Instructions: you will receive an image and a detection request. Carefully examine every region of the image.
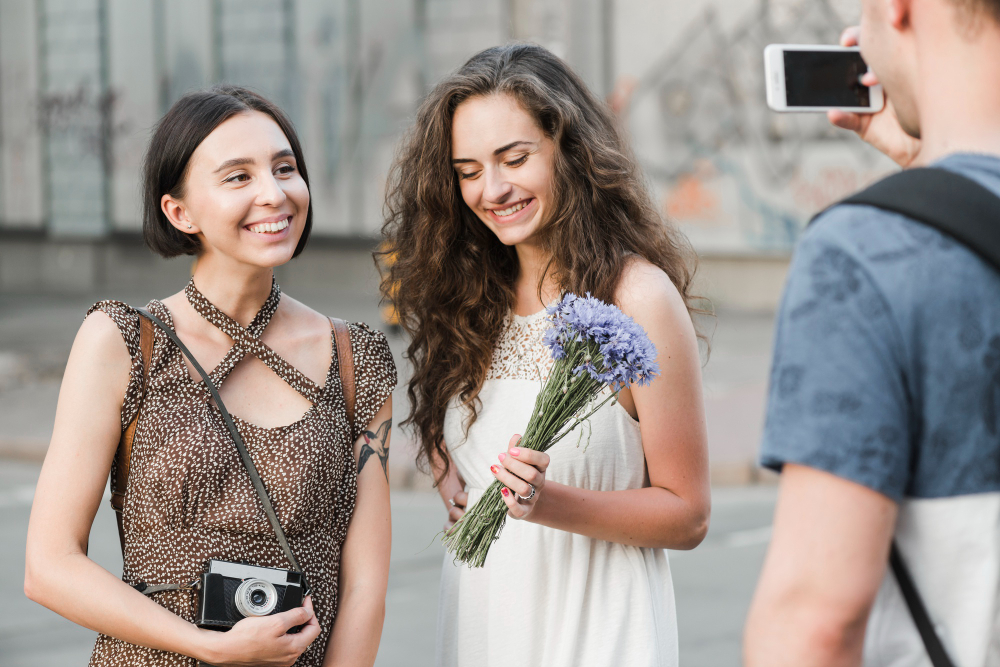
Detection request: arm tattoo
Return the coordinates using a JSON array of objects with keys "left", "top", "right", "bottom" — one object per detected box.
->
[{"left": 357, "top": 419, "right": 391, "bottom": 482}]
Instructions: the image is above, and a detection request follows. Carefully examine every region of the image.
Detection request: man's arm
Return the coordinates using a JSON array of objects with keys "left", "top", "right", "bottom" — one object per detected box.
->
[{"left": 744, "top": 463, "right": 898, "bottom": 666}]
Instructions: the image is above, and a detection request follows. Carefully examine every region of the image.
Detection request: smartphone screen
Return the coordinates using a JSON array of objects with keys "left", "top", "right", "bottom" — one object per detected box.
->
[{"left": 783, "top": 50, "right": 870, "bottom": 108}]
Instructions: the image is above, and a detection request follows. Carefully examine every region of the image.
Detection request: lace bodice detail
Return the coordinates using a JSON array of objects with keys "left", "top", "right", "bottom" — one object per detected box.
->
[{"left": 486, "top": 308, "right": 555, "bottom": 382}]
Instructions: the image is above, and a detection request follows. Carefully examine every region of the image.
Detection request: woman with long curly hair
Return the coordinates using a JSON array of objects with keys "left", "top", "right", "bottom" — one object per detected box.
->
[{"left": 380, "top": 44, "right": 710, "bottom": 666}]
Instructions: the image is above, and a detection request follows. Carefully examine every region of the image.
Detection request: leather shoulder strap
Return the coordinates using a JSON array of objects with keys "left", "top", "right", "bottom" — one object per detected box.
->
[
  {"left": 111, "top": 312, "right": 154, "bottom": 551},
  {"left": 331, "top": 318, "right": 356, "bottom": 430},
  {"left": 817, "top": 167, "right": 1000, "bottom": 275},
  {"left": 111, "top": 314, "right": 154, "bottom": 509}
]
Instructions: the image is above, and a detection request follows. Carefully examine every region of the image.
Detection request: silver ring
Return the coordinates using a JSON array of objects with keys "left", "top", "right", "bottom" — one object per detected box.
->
[
  {"left": 448, "top": 498, "right": 457, "bottom": 507},
  {"left": 516, "top": 484, "right": 536, "bottom": 501}
]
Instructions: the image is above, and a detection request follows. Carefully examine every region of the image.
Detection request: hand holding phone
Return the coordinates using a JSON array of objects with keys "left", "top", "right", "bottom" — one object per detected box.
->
[
  {"left": 826, "top": 27, "right": 923, "bottom": 168},
  {"left": 764, "top": 43, "right": 884, "bottom": 113}
]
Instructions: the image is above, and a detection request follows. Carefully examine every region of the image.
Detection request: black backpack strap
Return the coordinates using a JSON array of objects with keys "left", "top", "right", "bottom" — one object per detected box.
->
[
  {"left": 889, "top": 543, "right": 956, "bottom": 667},
  {"left": 816, "top": 167, "right": 1000, "bottom": 274}
]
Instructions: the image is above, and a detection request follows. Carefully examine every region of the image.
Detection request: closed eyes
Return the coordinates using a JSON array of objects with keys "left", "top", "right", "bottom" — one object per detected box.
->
[{"left": 458, "top": 154, "right": 529, "bottom": 180}]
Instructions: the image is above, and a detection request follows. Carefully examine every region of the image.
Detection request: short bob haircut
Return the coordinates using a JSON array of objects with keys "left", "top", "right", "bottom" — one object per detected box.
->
[{"left": 142, "top": 85, "right": 313, "bottom": 258}]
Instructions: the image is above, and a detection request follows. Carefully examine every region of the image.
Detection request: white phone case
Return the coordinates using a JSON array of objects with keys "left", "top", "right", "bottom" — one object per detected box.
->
[{"left": 764, "top": 44, "right": 884, "bottom": 113}]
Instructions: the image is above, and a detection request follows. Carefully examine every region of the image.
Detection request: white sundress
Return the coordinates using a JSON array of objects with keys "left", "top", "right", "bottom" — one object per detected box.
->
[{"left": 436, "top": 308, "right": 679, "bottom": 667}]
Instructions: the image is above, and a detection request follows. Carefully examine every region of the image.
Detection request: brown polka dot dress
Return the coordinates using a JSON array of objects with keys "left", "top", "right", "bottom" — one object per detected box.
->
[{"left": 85, "top": 279, "right": 396, "bottom": 666}]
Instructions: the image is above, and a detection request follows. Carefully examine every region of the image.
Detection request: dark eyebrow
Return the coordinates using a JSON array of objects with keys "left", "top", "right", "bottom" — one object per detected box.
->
[
  {"left": 214, "top": 157, "right": 253, "bottom": 173},
  {"left": 493, "top": 140, "right": 532, "bottom": 156},
  {"left": 452, "top": 141, "right": 534, "bottom": 165},
  {"left": 214, "top": 149, "right": 295, "bottom": 173}
]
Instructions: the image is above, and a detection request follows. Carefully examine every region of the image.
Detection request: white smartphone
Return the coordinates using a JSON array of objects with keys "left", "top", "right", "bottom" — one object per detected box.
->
[{"left": 764, "top": 44, "right": 884, "bottom": 113}]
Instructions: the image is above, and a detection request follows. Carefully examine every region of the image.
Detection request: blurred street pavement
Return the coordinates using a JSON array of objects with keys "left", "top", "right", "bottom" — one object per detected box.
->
[{"left": 0, "top": 250, "right": 781, "bottom": 665}]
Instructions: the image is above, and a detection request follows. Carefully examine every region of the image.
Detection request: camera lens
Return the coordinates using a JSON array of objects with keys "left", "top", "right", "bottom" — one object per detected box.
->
[{"left": 234, "top": 579, "right": 278, "bottom": 618}]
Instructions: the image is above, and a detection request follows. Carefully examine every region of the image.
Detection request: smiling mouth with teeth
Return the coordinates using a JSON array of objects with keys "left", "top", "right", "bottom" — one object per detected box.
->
[
  {"left": 491, "top": 199, "right": 532, "bottom": 218},
  {"left": 246, "top": 217, "right": 291, "bottom": 234}
]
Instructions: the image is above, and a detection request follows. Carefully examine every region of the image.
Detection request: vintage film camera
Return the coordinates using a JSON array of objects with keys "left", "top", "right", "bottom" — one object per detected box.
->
[{"left": 195, "top": 560, "right": 305, "bottom": 630}]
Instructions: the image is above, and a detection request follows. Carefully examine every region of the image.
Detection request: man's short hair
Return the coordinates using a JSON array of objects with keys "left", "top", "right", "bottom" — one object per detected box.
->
[{"left": 951, "top": 0, "right": 1000, "bottom": 26}]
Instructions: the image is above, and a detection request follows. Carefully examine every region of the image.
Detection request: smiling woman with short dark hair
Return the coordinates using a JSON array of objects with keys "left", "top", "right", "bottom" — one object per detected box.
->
[{"left": 24, "top": 85, "right": 395, "bottom": 667}]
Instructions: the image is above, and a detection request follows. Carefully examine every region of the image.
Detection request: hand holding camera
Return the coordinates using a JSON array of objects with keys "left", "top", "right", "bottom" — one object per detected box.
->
[{"left": 195, "top": 595, "right": 320, "bottom": 667}]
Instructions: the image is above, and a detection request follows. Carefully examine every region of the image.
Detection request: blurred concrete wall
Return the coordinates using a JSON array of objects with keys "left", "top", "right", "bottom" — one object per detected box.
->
[
  {"left": 620, "top": 0, "right": 895, "bottom": 259},
  {"left": 0, "top": 0, "right": 894, "bottom": 308},
  {"left": 0, "top": 0, "right": 607, "bottom": 237}
]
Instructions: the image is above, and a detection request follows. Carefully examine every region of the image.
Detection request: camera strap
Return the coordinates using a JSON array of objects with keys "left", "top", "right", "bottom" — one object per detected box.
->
[{"left": 135, "top": 307, "right": 304, "bottom": 577}]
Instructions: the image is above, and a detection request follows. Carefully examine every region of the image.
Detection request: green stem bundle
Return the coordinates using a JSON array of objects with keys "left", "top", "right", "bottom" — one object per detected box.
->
[{"left": 442, "top": 340, "right": 618, "bottom": 567}]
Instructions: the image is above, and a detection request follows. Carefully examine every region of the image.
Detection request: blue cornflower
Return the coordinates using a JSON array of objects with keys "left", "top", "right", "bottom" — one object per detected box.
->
[{"left": 544, "top": 292, "right": 660, "bottom": 390}]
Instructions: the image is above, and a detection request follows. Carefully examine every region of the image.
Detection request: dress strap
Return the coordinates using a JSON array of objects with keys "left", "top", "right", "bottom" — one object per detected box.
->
[
  {"left": 208, "top": 286, "right": 281, "bottom": 386},
  {"left": 184, "top": 278, "right": 324, "bottom": 405}
]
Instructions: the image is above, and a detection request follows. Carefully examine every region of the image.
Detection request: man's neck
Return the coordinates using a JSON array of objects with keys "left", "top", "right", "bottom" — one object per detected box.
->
[{"left": 913, "top": 18, "right": 1000, "bottom": 164}]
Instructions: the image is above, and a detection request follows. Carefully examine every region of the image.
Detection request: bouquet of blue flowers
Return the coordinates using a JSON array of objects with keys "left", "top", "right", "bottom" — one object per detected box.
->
[{"left": 443, "top": 293, "right": 660, "bottom": 567}]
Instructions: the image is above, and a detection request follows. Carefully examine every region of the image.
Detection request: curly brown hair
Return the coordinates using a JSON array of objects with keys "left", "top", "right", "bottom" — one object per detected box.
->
[{"left": 378, "top": 44, "right": 700, "bottom": 483}]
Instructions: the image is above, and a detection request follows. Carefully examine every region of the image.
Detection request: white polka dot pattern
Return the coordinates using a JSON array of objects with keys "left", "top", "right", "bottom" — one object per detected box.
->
[{"left": 83, "top": 284, "right": 396, "bottom": 666}]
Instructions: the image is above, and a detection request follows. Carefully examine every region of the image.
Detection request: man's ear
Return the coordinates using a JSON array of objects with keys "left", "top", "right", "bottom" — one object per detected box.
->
[
  {"left": 887, "top": 0, "right": 912, "bottom": 31},
  {"left": 161, "top": 194, "right": 200, "bottom": 235}
]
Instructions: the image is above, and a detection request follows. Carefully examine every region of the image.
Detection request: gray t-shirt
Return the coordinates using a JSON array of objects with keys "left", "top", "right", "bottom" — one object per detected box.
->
[{"left": 760, "top": 153, "right": 1000, "bottom": 666}]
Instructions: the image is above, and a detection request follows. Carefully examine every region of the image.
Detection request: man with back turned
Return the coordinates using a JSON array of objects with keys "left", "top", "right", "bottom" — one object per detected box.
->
[{"left": 744, "top": 0, "right": 1000, "bottom": 664}]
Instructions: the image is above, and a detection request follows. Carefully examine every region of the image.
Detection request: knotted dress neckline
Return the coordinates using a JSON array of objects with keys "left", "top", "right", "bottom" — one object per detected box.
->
[{"left": 183, "top": 278, "right": 325, "bottom": 406}]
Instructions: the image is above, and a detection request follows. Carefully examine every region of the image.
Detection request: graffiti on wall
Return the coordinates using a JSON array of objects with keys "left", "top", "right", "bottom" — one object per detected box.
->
[{"left": 627, "top": 0, "right": 896, "bottom": 253}]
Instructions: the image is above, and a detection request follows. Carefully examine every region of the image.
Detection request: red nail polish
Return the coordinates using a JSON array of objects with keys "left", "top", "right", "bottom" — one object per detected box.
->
[
  {"left": 511, "top": 447, "right": 520, "bottom": 456},
  {"left": 490, "top": 465, "right": 498, "bottom": 474},
  {"left": 501, "top": 488, "right": 509, "bottom": 497}
]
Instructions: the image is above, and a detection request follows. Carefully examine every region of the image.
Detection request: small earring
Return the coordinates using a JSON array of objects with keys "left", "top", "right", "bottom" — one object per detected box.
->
[{"left": 187, "top": 224, "right": 193, "bottom": 229}]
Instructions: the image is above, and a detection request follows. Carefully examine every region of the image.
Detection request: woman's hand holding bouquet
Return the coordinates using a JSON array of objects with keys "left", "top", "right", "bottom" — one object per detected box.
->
[
  {"left": 443, "top": 293, "right": 660, "bottom": 567},
  {"left": 490, "top": 434, "right": 550, "bottom": 520}
]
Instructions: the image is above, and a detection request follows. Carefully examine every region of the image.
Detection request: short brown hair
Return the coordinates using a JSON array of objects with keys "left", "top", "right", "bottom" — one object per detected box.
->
[
  {"left": 951, "top": 0, "right": 1000, "bottom": 27},
  {"left": 141, "top": 85, "right": 312, "bottom": 258}
]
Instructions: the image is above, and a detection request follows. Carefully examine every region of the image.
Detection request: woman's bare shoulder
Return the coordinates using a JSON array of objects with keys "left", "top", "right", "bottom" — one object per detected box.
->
[
  {"left": 81, "top": 304, "right": 134, "bottom": 359},
  {"left": 71, "top": 307, "right": 134, "bottom": 390},
  {"left": 615, "top": 257, "right": 686, "bottom": 316},
  {"left": 277, "top": 293, "right": 340, "bottom": 342}
]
